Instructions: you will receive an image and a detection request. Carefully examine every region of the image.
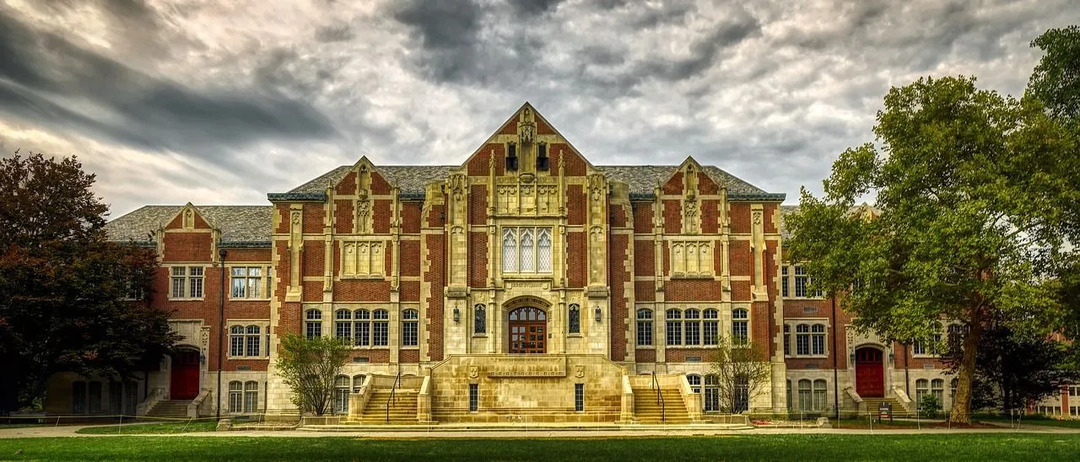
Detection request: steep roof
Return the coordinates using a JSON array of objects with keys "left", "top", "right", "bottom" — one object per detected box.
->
[{"left": 104, "top": 205, "right": 273, "bottom": 245}]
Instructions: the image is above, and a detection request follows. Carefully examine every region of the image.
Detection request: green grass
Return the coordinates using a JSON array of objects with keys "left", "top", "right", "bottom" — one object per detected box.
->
[
  {"left": 2, "top": 435, "right": 1080, "bottom": 461},
  {"left": 75, "top": 420, "right": 218, "bottom": 434},
  {"left": 977, "top": 417, "right": 1080, "bottom": 429}
]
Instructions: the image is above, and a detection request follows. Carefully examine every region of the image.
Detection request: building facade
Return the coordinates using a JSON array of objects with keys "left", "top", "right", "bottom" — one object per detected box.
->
[{"left": 47, "top": 104, "right": 958, "bottom": 421}]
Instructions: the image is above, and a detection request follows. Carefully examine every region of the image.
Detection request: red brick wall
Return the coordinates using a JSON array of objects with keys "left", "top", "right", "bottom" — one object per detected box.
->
[
  {"left": 401, "top": 281, "right": 420, "bottom": 302},
  {"left": 764, "top": 204, "right": 779, "bottom": 234},
  {"left": 536, "top": 117, "right": 554, "bottom": 135},
  {"left": 351, "top": 349, "right": 390, "bottom": 364},
  {"left": 302, "top": 205, "right": 323, "bottom": 234},
  {"left": 336, "top": 171, "right": 356, "bottom": 195},
  {"left": 634, "top": 240, "right": 654, "bottom": 275},
  {"left": 274, "top": 205, "right": 290, "bottom": 234},
  {"left": 635, "top": 281, "right": 654, "bottom": 302},
  {"left": 731, "top": 281, "right": 751, "bottom": 302},
  {"left": 663, "top": 171, "right": 683, "bottom": 195},
  {"left": 666, "top": 279, "right": 722, "bottom": 302},
  {"left": 566, "top": 185, "right": 585, "bottom": 225},
  {"left": 333, "top": 280, "right": 392, "bottom": 301},
  {"left": 469, "top": 185, "right": 487, "bottom": 225},
  {"left": 566, "top": 232, "right": 585, "bottom": 288},
  {"left": 163, "top": 233, "right": 212, "bottom": 262},
  {"left": 467, "top": 146, "right": 494, "bottom": 176},
  {"left": 401, "top": 202, "right": 422, "bottom": 234},
  {"left": 662, "top": 200, "right": 681, "bottom": 234},
  {"left": 702, "top": 199, "right": 718, "bottom": 234},
  {"left": 373, "top": 200, "right": 391, "bottom": 234},
  {"left": 400, "top": 240, "right": 420, "bottom": 277},
  {"left": 400, "top": 349, "right": 420, "bottom": 363},
  {"left": 609, "top": 232, "right": 630, "bottom": 360},
  {"left": 222, "top": 248, "right": 270, "bottom": 262},
  {"left": 635, "top": 348, "right": 656, "bottom": 363},
  {"left": 666, "top": 348, "right": 715, "bottom": 362},
  {"left": 370, "top": 170, "right": 392, "bottom": 195},
  {"left": 469, "top": 231, "right": 488, "bottom": 287},
  {"left": 730, "top": 240, "right": 750, "bottom": 277},
  {"left": 729, "top": 203, "right": 750, "bottom": 234},
  {"left": 303, "top": 241, "right": 324, "bottom": 277},
  {"left": 424, "top": 233, "right": 445, "bottom": 361},
  {"left": 551, "top": 144, "right": 586, "bottom": 176},
  {"left": 633, "top": 203, "right": 653, "bottom": 233},
  {"left": 697, "top": 171, "right": 719, "bottom": 195},
  {"left": 335, "top": 200, "right": 353, "bottom": 234}
]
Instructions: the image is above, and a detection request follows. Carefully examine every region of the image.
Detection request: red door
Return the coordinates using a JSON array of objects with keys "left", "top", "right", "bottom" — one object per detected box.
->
[
  {"left": 170, "top": 349, "right": 200, "bottom": 400},
  {"left": 855, "top": 347, "right": 884, "bottom": 397}
]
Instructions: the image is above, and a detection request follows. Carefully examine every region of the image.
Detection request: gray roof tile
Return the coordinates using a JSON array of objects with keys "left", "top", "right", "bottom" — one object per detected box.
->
[{"left": 105, "top": 205, "right": 273, "bottom": 244}]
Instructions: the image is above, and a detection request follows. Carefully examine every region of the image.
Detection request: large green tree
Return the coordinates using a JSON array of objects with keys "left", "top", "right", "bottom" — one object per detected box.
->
[
  {"left": 786, "top": 71, "right": 1076, "bottom": 423},
  {"left": 0, "top": 153, "right": 176, "bottom": 413}
]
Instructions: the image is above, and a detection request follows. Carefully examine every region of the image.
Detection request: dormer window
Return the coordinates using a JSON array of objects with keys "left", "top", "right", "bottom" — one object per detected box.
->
[
  {"left": 506, "top": 143, "right": 518, "bottom": 171},
  {"left": 536, "top": 143, "right": 549, "bottom": 171}
]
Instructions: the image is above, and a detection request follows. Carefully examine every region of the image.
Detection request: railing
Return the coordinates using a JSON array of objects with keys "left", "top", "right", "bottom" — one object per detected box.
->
[
  {"left": 386, "top": 368, "right": 402, "bottom": 423},
  {"left": 651, "top": 371, "right": 665, "bottom": 423}
]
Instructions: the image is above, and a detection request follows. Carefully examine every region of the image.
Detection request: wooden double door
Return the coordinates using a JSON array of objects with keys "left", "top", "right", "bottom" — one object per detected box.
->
[
  {"left": 509, "top": 307, "right": 546, "bottom": 354},
  {"left": 855, "top": 347, "right": 885, "bottom": 397},
  {"left": 170, "top": 349, "right": 201, "bottom": 400}
]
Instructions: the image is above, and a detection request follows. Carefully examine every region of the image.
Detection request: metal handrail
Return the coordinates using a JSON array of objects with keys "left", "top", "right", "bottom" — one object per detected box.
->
[
  {"left": 386, "top": 369, "right": 402, "bottom": 423},
  {"left": 651, "top": 371, "right": 666, "bottom": 423}
]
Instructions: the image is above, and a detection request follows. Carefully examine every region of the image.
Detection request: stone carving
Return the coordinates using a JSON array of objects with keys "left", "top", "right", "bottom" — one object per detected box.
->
[
  {"left": 468, "top": 365, "right": 480, "bottom": 379},
  {"left": 575, "top": 365, "right": 585, "bottom": 379}
]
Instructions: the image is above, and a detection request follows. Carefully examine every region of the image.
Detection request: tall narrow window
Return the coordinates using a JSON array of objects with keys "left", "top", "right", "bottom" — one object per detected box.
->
[
  {"left": 783, "top": 324, "right": 791, "bottom": 356},
  {"left": 798, "top": 379, "right": 812, "bottom": 411},
  {"left": 915, "top": 379, "right": 929, "bottom": 406},
  {"left": 305, "top": 310, "right": 322, "bottom": 339},
  {"left": 734, "top": 375, "right": 749, "bottom": 413},
  {"left": 354, "top": 309, "right": 371, "bottom": 346},
  {"left": 243, "top": 381, "right": 258, "bottom": 413},
  {"left": 474, "top": 304, "right": 486, "bottom": 335},
  {"left": 228, "top": 381, "right": 242, "bottom": 413},
  {"left": 503, "top": 229, "right": 518, "bottom": 273},
  {"left": 684, "top": 309, "right": 701, "bottom": 345},
  {"left": 469, "top": 383, "right": 479, "bottom": 412},
  {"left": 794, "top": 266, "right": 808, "bottom": 297},
  {"left": 188, "top": 267, "right": 204, "bottom": 298},
  {"left": 568, "top": 304, "right": 581, "bottom": 334},
  {"left": 506, "top": 143, "right": 518, "bottom": 171},
  {"left": 796, "top": 324, "right": 810, "bottom": 355},
  {"left": 232, "top": 267, "right": 249, "bottom": 298},
  {"left": 811, "top": 324, "right": 826, "bottom": 355},
  {"left": 335, "top": 310, "right": 353, "bottom": 342},
  {"left": 231, "top": 266, "right": 267, "bottom": 299},
  {"left": 703, "top": 309, "right": 718, "bottom": 345},
  {"left": 230, "top": 326, "right": 245, "bottom": 357},
  {"left": 636, "top": 309, "right": 653, "bottom": 346},
  {"left": 931, "top": 379, "right": 944, "bottom": 404},
  {"left": 781, "top": 265, "right": 789, "bottom": 297},
  {"left": 537, "top": 229, "right": 552, "bottom": 272},
  {"left": 813, "top": 379, "right": 827, "bottom": 411},
  {"left": 171, "top": 267, "right": 186, "bottom": 298},
  {"left": 537, "top": 143, "right": 549, "bottom": 170},
  {"left": 666, "top": 309, "right": 682, "bottom": 346},
  {"left": 334, "top": 376, "right": 350, "bottom": 414},
  {"left": 246, "top": 325, "right": 261, "bottom": 356},
  {"left": 402, "top": 309, "right": 419, "bottom": 347},
  {"left": 574, "top": 383, "right": 584, "bottom": 412},
  {"left": 373, "top": 309, "right": 389, "bottom": 346},
  {"left": 704, "top": 375, "right": 720, "bottom": 412},
  {"left": 519, "top": 228, "right": 535, "bottom": 272},
  {"left": 687, "top": 374, "right": 702, "bottom": 393},
  {"left": 732, "top": 309, "right": 748, "bottom": 345}
]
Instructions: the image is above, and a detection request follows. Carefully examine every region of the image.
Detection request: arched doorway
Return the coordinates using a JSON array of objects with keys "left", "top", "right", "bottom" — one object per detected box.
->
[
  {"left": 170, "top": 347, "right": 201, "bottom": 400},
  {"left": 854, "top": 346, "right": 885, "bottom": 397},
  {"left": 509, "top": 307, "right": 547, "bottom": 354}
]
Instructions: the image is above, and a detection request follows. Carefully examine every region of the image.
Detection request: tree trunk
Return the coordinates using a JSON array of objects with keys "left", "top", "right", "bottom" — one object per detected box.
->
[{"left": 949, "top": 306, "right": 984, "bottom": 424}]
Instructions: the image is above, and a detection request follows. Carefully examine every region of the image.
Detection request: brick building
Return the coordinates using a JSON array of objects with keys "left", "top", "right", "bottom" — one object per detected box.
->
[{"left": 47, "top": 103, "right": 955, "bottom": 422}]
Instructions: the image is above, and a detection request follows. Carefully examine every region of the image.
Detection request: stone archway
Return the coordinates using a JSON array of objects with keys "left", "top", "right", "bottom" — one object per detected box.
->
[
  {"left": 170, "top": 346, "right": 201, "bottom": 400},
  {"left": 854, "top": 346, "right": 885, "bottom": 397},
  {"left": 509, "top": 307, "right": 547, "bottom": 354}
]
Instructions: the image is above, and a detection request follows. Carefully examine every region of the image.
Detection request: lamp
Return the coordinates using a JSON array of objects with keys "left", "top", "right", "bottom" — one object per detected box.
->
[
  {"left": 594, "top": 305, "right": 602, "bottom": 323},
  {"left": 453, "top": 306, "right": 460, "bottom": 323}
]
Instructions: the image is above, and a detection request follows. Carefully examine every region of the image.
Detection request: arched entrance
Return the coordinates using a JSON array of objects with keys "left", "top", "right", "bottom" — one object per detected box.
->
[
  {"left": 170, "top": 347, "right": 201, "bottom": 400},
  {"left": 854, "top": 346, "right": 885, "bottom": 397},
  {"left": 509, "top": 307, "right": 547, "bottom": 354}
]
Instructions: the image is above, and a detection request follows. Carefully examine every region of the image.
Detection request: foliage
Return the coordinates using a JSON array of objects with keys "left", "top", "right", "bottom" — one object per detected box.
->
[
  {"left": 919, "top": 394, "right": 941, "bottom": 419},
  {"left": 786, "top": 70, "right": 1077, "bottom": 424},
  {"left": 1028, "top": 25, "right": 1080, "bottom": 126},
  {"left": 0, "top": 153, "right": 176, "bottom": 414},
  {"left": 709, "top": 337, "right": 771, "bottom": 414},
  {"left": 274, "top": 334, "right": 350, "bottom": 416}
]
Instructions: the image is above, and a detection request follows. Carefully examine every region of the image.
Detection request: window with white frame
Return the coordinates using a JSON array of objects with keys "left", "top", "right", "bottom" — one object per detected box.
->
[
  {"left": 229, "top": 325, "right": 263, "bottom": 357},
  {"left": 372, "top": 309, "right": 389, "bottom": 346},
  {"left": 333, "top": 375, "right": 350, "bottom": 414},
  {"left": 305, "top": 310, "right": 322, "bottom": 339},
  {"left": 732, "top": 309, "right": 748, "bottom": 345},
  {"left": 687, "top": 374, "right": 702, "bottom": 393},
  {"left": 228, "top": 381, "right": 243, "bottom": 413},
  {"left": 813, "top": 379, "right": 827, "bottom": 411},
  {"left": 231, "top": 266, "right": 272, "bottom": 299},
  {"left": 354, "top": 310, "right": 371, "bottom": 346},
  {"left": 243, "top": 381, "right": 258, "bottom": 413},
  {"left": 931, "top": 379, "right": 944, "bottom": 404},
  {"left": 684, "top": 309, "right": 701, "bottom": 345},
  {"left": 913, "top": 333, "right": 943, "bottom": 356},
  {"left": 786, "top": 322, "right": 826, "bottom": 357},
  {"left": 636, "top": 309, "right": 653, "bottom": 346},
  {"left": 781, "top": 264, "right": 823, "bottom": 298},
  {"left": 502, "top": 227, "right": 553, "bottom": 274},
  {"left": 402, "top": 309, "right": 418, "bottom": 347},
  {"left": 335, "top": 310, "right": 352, "bottom": 341},
  {"left": 811, "top": 324, "right": 826, "bottom": 355},
  {"left": 916, "top": 379, "right": 929, "bottom": 406},
  {"left": 663, "top": 308, "right": 720, "bottom": 347},
  {"left": 704, "top": 375, "right": 720, "bottom": 412},
  {"left": 666, "top": 309, "right": 682, "bottom": 346},
  {"left": 703, "top": 309, "right": 718, "bottom": 345},
  {"left": 169, "top": 266, "right": 204, "bottom": 299}
]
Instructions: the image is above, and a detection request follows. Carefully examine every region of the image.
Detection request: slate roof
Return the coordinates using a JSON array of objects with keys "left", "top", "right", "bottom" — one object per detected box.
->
[
  {"left": 104, "top": 205, "right": 273, "bottom": 245},
  {"left": 279, "top": 164, "right": 782, "bottom": 201}
]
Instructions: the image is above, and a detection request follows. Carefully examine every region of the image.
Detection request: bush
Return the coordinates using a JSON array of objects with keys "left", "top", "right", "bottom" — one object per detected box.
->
[{"left": 919, "top": 394, "right": 942, "bottom": 418}]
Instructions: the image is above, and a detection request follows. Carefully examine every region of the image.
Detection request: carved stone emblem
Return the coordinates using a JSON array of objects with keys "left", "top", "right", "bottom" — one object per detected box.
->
[
  {"left": 575, "top": 365, "right": 585, "bottom": 379},
  {"left": 468, "top": 365, "right": 479, "bottom": 379}
]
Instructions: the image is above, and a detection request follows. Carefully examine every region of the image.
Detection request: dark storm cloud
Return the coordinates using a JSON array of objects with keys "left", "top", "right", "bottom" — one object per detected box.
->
[
  {"left": 506, "top": 0, "right": 563, "bottom": 17},
  {"left": 0, "top": 9, "right": 336, "bottom": 162},
  {"left": 641, "top": 14, "right": 762, "bottom": 82},
  {"left": 392, "top": 0, "right": 486, "bottom": 83}
]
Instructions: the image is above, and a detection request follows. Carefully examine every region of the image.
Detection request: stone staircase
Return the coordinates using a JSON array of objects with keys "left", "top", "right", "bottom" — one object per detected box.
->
[
  {"left": 145, "top": 400, "right": 191, "bottom": 419},
  {"left": 861, "top": 397, "right": 913, "bottom": 418},
  {"left": 353, "top": 389, "right": 420, "bottom": 424},
  {"left": 631, "top": 385, "right": 690, "bottom": 424}
]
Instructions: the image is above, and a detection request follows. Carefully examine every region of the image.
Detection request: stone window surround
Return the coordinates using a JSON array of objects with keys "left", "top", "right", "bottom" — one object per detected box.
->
[
  {"left": 227, "top": 320, "right": 270, "bottom": 359},
  {"left": 783, "top": 318, "right": 829, "bottom": 358}
]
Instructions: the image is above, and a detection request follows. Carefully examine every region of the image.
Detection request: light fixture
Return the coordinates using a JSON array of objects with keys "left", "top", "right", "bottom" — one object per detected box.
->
[
  {"left": 594, "top": 305, "right": 602, "bottom": 323},
  {"left": 453, "top": 306, "right": 460, "bottom": 323}
]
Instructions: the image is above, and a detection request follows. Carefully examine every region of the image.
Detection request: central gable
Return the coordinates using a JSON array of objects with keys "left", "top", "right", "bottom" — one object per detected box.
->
[{"left": 462, "top": 103, "right": 593, "bottom": 178}]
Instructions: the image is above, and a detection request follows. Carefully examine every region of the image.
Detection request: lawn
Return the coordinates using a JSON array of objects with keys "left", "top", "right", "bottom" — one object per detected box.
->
[
  {"left": 76, "top": 420, "right": 218, "bottom": 435},
  {"left": 1, "top": 434, "right": 1080, "bottom": 461}
]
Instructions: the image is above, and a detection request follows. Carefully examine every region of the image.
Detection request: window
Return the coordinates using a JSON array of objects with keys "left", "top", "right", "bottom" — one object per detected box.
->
[
  {"left": 122, "top": 278, "right": 145, "bottom": 301},
  {"left": 781, "top": 265, "right": 789, "bottom": 297},
  {"left": 502, "top": 227, "right": 553, "bottom": 273},
  {"left": 373, "top": 309, "right": 389, "bottom": 346},
  {"left": 783, "top": 324, "right": 790, "bottom": 356},
  {"left": 913, "top": 333, "right": 942, "bottom": 356},
  {"left": 684, "top": 309, "right": 701, "bottom": 345},
  {"left": 811, "top": 324, "right": 826, "bottom": 355},
  {"left": 666, "top": 309, "right": 682, "bottom": 346},
  {"left": 704, "top": 375, "right": 720, "bottom": 412},
  {"left": 915, "top": 379, "right": 928, "bottom": 406},
  {"left": 474, "top": 304, "right": 486, "bottom": 335},
  {"left": 335, "top": 310, "right": 353, "bottom": 341},
  {"left": 354, "top": 310, "right": 371, "bottom": 346},
  {"left": 703, "top": 309, "right": 718, "bottom": 345},
  {"left": 228, "top": 381, "right": 243, "bottom": 413},
  {"left": 537, "top": 142, "right": 549, "bottom": 170},
  {"left": 305, "top": 310, "right": 322, "bottom": 339},
  {"left": 786, "top": 380, "right": 792, "bottom": 412},
  {"left": 353, "top": 375, "right": 365, "bottom": 393},
  {"left": 931, "top": 379, "right": 944, "bottom": 404},
  {"left": 231, "top": 266, "right": 271, "bottom": 299},
  {"left": 798, "top": 379, "right": 812, "bottom": 412},
  {"left": 813, "top": 379, "right": 827, "bottom": 412},
  {"left": 506, "top": 143, "right": 518, "bottom": 171},
  {"left": 636, "top": 309, "right": 653, "bottom": 346},
  {"left": 947, "top": 325, "right": 965, "bottom": 354},
  {"left": 402, "top": 309, "right": 418, "bottom": 347},
  {"left": 334, "top": 376, "right": 350, "bottom": 414},
  {"left": 687, "top": 374, "right": 702, "bottom": 394},
  {"left": 796, "top": 325, "right": 810, "bottom": 355},
  {"left": 170, "top": 266, "right": 204, "bottom": 299},
  {"left": 244, "top": 381, "right": 258, "bottom": 413},
  {"left": 229, "top": 325, "right": 262, "bottom": 357},
  {"left": 783, "top": 265, "right": 822, "bottom": 298},
  {"left": 786, "top": 323, "right": 826, "bottom": 357},
  {"left": 72, "top": 381, "right": 87, "bottom": 414},
  {"left": 568, "top": 304, "right": 580, "bottom": 334},
  {"left": 342, "top": 241, "right": 383, "bottom": 277},
  {"left": 469, "top": 383, "right": 479, "bottom": 412},
  {"left": 732, "top": 309, "right": 748, "bottom": 345},
  {"left": 734, "top": 375, "right": 749, "bottom": 413},
  {"left": 574, "top": 383, "right": 584, "bottom": 412},
  {"left": 794, "top": 265, "right": 808, "bottom": 297}
]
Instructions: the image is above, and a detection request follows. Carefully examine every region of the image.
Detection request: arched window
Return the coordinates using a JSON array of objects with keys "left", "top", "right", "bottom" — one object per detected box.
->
[
  {"left": 402, "top": 309, "right": 419, "bottom": 347},
  {"left": 703, "top": 309, "right": 719, "bottom": 345},
  {"left": 245, "top": 325, "right": 261, "bottom": 357},
  {"left": 229, "top": 325, "right": 245, "bottom": 357},
  {"left": 813, "top": 379, "right": 827, "bottom": 411},
  {"left": 354, "top": 309, "right": 371, "bottom": 346},
  {"left": 335, "top": 310, "right": 352, "bottom": 341},
  {"left": 568, "top": 304, "right": 580, "bottom": 334},
  {"left": 665, "top": 309, "right": 682, "bottom": 346},
  {"left": 243, "top": 381, "right": 258, "bottom": 413},
  {"left": 305, "top": 310, "right": 322, "bottom": 339},
  {"left": 915, "top": 379, "right": 929, "bottom": 406},
  {"left": 474, "top": 304, "right": 486, "bottom": 335},
  {"left": 684, "top": 309, "right": 701, "bottom": 345},
  {"left": 333, "top": 375, "right": 350, "bottom": 414},
  {"left": 228, "top": 381, "right": 243, "bottom": 413},
  {"left": 502, "top": 229, "right": 518, "bottom": 273},
  {"left": 798, "top": 379, "right": 812, "bottom": 412},
  {"left": 687, "top": 374, "right": 702, "bottom": 393},
  {"left": 537, "top": 229, "right": 552, "bottom": 272},
  {"left": 811, "top": 324, "right": 826, "bottom": 355},
  {"left": 931, "top": 379, "right": 944, "bottom": 404},
  {"left": 372, "top": 309, "right": 389, "bottom": 346},
  {"left": 636, "top": 309, "right": 653, "bottom": 346},
  {"left": 732, "top": 309, "right": 748, "bottom": 345},
  {"left": 519, "top": 229, "right": 535, "bottom": 272}
]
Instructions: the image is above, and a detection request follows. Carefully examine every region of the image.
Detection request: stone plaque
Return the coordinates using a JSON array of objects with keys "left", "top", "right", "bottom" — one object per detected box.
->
[{"left": 488, "top": 356, "right": 567, "bottom": 378}]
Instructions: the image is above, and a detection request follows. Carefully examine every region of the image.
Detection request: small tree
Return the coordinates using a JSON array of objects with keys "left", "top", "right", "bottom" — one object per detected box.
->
[
  {"left": 710, "top": 337, "right": 771, "bottom": 414},
  {"left": 919, "top": 394, "right": 942, "bottom": 418},
  {"left": 274, "top": 334, "right": 350, "bottom": 416}
]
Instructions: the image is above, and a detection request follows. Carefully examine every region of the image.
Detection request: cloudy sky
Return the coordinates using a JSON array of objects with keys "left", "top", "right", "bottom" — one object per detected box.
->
[{"left": 0, "top": 0, "right": 1075, "bottom": 217}]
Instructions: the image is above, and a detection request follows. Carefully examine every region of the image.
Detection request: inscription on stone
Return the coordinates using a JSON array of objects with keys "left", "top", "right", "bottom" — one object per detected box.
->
[{"left": 488, "top": 356, "right": 567, "bottom": 378}]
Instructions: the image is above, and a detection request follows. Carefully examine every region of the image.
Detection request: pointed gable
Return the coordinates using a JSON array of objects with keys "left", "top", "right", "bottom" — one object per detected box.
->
[
  {"left": 461, "top": 102, "right": 594, "bottom": 178},
  {"left": 164, "top": 203, "right": 211, "bottom": 231}
]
